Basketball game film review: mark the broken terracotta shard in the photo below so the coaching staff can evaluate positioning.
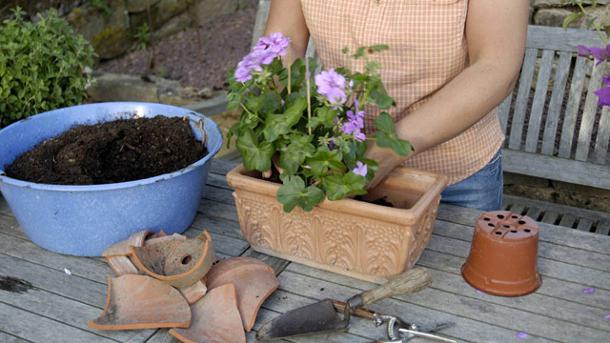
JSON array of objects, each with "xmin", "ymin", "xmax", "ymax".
[
  {"xmin": 206, "ymin": 257, "xmax": 279, "ymax": 331},
  {"xmin": 129, "ymin": 231, "xmax": 215, "ymax": 288},
  {"xmin": 105, "ymin": 256, "xmax": 139, "ymax": 276},
  {"xmin": 179, "ymin": 280, "xmax": 207, "ymax": 305},
  {"xmin": 170, "ymin": 283, "xmax": 246, "ymax": 343},
  {"xmin": 102, "ymin": 230, "xmax": 150, "ymax": 257},
  {"xmin": 89, "ymin": 274, "xmax": 191, "ymax": 331}
]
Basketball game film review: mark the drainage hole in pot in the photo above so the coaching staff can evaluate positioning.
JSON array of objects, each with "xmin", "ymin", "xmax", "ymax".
[
  {"xmin": 518, "ymin": 220, "xmax": 526, "ymax": 225},
  {"xmin": 495, "ymin": 231, "xmax": 502, "ymax": 235},
  {"xmin": 181, "ymin": 255, "xmax": 192, "ymax": 265},
  {"xmin": 503, "ymin": 224, "xmax": 510, "ymax": 228},
  {"xmin": 524, "ymin": 229, "xmax": 531, "ymax": 233},
  {"xmin": 483, "ymin": 217, "xmax": 491, "ymax": 221},
  {"xmin": 511, "ymin": 230, "xmax": 518, "ymax": 233},
  {"xmin": 488, "ymin": 223, "xmax": 495, "ymax": 227},
  {"xmin": 497, "ymin": 214, "xmax": 505, "ymax": 219},
  {"xmin": 512, "ymin": 215, "xmax": 519, "ymax": 219}
]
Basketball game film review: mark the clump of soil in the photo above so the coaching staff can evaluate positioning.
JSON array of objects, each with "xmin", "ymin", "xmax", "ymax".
[{"xmin": 5, "ymin": 116, "xmax": 206, "ymax": 185}]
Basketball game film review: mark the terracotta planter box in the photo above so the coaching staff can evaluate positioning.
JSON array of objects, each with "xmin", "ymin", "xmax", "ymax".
[{"xmin": 226, "ymin": 165, "xmax": 447, "ymax": 283}]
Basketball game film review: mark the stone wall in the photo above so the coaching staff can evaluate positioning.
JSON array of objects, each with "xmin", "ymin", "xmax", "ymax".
[
  {"xmin": 0, "ymin": 0, "xmax": 252, "ymax": 60},
  {"xmin": 531, "ymin": 0, "xmax": 610, "ymax": 28}
]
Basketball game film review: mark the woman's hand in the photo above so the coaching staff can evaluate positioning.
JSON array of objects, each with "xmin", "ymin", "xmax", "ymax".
[{"xmin": 364, "ymin": 139, "xmax": 408, "ymax": 190}]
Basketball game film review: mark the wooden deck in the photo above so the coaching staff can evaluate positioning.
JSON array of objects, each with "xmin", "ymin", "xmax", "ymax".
[{"xmin": 1, "ymin": 159, "xmax": 609, "ymax": 343}]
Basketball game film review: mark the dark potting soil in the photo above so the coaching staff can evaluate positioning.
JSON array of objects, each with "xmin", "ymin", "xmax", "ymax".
[
  {"xmin": 5, "ymin": 116, "xmax": 206, "ymax": 185},
  {"xmin": 356, "ymin": 196, "xmax": 395, "ymax": 208}
]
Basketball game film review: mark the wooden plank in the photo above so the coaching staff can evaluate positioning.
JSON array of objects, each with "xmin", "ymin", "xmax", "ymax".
[
  {"xmin": 0, "ymin": 285, "xmax": 140, "ymax": 342},
  {"xmin": 240, "ymin": 248, "xmax": 291, "ymax": 276},
  {"xmin": 503, "ymin": 194, "xmax": 610, "ymax": 224},
  {"xmin": 575, "ymin": 62, "xmax": 606, "ymax": 161},
  {"xmin": 498, "ymin": 92, "xmax": 512, "ymax": 133},
  {"xmin": 251, "ymin": 0, "xmax": 271, "ymax": 47},
  {"xmin": 558, "ymin": 56, "xmax": 588, "ymax": 158},
  {"xmin": 559, "ymin": 214, "xmax": 577, "ymax": 228},
  {"xmin": 503, "ymin": 148, "xmax": 610, "ymax": 190},
  {"xmin": 510, "ymin": 204, "xmax": 525, "ymax": 216},
  {"xmin": 540, "ymin": 211, "xmax": 560, "ymax": 225},
  {"xmin": 0, "ymin": 303, "xmax": 116, "ymax": 343},
  {"xmin": 592, "ymin": 106, "xmax": 610, "ymax": 164},
  {"xmin": 437, "ymin": 203, "xmax": 610, "ymax": 254},
  {"xmin": 576, "ymin": 218, "xmax": 594, "ymax": 232},
  {"xmin": 597, "ymin": 221, "xmax": 610, "ymax": 235},
  {"xmin": 0, "ymin": 331, "xmax": 32, "ymax": 343},
  {"xmin": 271, "ymin": 273, "xmax": 549, "ymax": 343},
  {"xmin": 432, "ymin": 220, "xmax": 610, "ymax": 273},
  {"xmin": 419, "ymin": 248, "xmax": 610, "ymax": 310},
  {"xmin": 541, "ymin": 51, "xmax": 571, "ymax": 155},
  {"xmin": 282, "ymin": 266, "xmax": 605, "ymax": 342},
  {"xmin": 525, "ymin": 49, "xmax": 554, "ymax": 153},
  {"xmin": 288, "ymin": 260, "xmax": 610, "ymax": 335},
  {"xmin": 526, "ymin": 25, "xmax": 603, "ymax": 53},
  {"xmin": 509, "ymin": 48, "xmax": 538, "ymax": 150},
  {"xmin": 426, "ymin": 233, "xmax": 610, "ymax": 291},
  {"xmin": 524, "ymin": 206, "xmax": 543, "ymax": 221}
]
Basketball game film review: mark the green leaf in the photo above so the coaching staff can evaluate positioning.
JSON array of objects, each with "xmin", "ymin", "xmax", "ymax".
[
  {"xmin": 262, "ymin": 93, "xmax": 307, "ymax": 142},
  {"xmin": 306, "ymin": 148, "xmax": 345, "ymax": 177},
  {"xmin": 374, "ymin": 113, "xmax": 413, "ymax": 156},
  {"xmin": 563, "ymin": 12, "xmax": 583, "ymax": 30},
  {"xmin": 339, "ymin": 139, "xmax": 366, "ymax": 167},
  {"xmin": 280, "ymin": 58, "xmax": 305, "ymax": 91},
  {"xmin": 307, "ymin": 107, "xmax": 337, "ymax": 129},
  {"xmin": 323, "ymin": 172, "xmax": 367, "ymax": 201},
  {"xmin": 236, "ymin": 129, "xmax": 274, "ymax": 172},
  {"xmin": 279, "ymin": 134, "xmax": 315, "ymax": 175},
  {"xmin": 277, "ymin": 175, "xmax": 325, "ymax": 212},
  {"xmin": 368, "ymin": 78, "xmax": 395, "ymax": 109}
]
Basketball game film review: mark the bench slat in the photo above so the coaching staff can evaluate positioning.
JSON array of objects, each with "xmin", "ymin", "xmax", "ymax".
[
  {"xmin": 558, "ymin": 57, "xmax": 588, "ymax": 159},
  {"xmin": 527, "ymin": 25, "xmax": 603, "ymax": 53},
  {"xmin": 575, "ymin": 63, "xmax": 606, "ymax": 161},
  {"xmin": 498, "ymin": 92, "xmax": 512, "ymax": 133},
  {"xmin": 525, "ymin": 50, "xmax": 555, "ymax": 153},
  {"xmin": 592, "ymin": 106, "xmax": 610, "ymax": 164},
  {"xmin": 509, "ymin": 48, "xmax": 538, "ymax": 150},
  {"xmin": 502, "ymin": 149, "xmax": 610, "ymax": 190},
  {"xmin": 541, "ymin": 51, "xmax": 572, "ymax": 155}
]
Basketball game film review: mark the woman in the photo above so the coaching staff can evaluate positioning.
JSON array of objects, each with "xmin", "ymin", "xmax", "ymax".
[{"xmin": 263, "ymin": 0, "xmax": 528, "ymax": 211}]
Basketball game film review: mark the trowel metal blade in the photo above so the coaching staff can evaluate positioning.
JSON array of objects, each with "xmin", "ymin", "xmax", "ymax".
[{"xmin": 256, "ymin": 299, "xmax": 348, "ymax": 341}]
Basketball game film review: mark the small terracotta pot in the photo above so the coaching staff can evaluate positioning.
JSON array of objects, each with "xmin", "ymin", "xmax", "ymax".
[{"xmin": 462, "ymin": 211, "xmax": 541, "ymax": 296}]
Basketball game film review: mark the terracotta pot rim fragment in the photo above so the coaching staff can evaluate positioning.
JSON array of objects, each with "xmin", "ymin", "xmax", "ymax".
[
  {"xmin": 88, "ymin": 276, "xmax": 191, "ymax": 330},
  {"xmin": 102, "ymin": 230, "xmax": 151, "ymax": 257},
  {"xmin": 129, "ymin": 231, "xmax": 213, "ymax": 286}
]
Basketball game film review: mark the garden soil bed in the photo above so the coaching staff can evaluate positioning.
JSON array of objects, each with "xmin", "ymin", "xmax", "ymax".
[{"xmin": 5, "ymin": 116, "xmax": 206, "ymax": 185}]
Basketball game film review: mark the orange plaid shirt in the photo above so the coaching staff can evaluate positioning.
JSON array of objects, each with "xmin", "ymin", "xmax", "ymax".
[{"xmin": 301, "ymin": 0, "xmax": 504, "ymax": 184}]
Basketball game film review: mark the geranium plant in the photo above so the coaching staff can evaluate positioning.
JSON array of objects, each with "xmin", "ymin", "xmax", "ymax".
[{"xmin": 226, "ymin": 33, "xmax": 411, "ymax": 212}]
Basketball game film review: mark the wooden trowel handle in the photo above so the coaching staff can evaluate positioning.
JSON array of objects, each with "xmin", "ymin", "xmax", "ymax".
[{"xmin": 348, "ymin": 268, "xmax": 431, "ymax": 309}]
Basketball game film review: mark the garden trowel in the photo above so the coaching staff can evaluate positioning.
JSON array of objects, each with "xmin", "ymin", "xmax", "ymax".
[{"xmin": 256, "ymin": 268, "xmax": 434, "ymax": 341}]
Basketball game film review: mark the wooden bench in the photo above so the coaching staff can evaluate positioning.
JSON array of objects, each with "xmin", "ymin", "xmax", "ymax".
[{"xmin": 248, "ymin": 1, "xmax": 610, "ymax": 234}]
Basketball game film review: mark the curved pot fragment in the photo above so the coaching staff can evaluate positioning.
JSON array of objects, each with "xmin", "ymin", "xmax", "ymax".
[
  {"xmin": 170, "ymin": 283, "xmax": 246, "ymax": 343},
  {"xmin": 129, "ymin": 231, "xmax": 215, "ymax": 288},
  {"xmin": 89, "ymin": 274, "xmax": 191, "ymax": 331},
  {"xmin": 206, "ymin": 257, "xmax": 279, "ymax": 331}
]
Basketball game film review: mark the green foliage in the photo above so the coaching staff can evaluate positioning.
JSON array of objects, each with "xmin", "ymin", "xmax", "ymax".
[
  {"xmin": 563, "ymin": 0, "xmax": 609, "ymax": 43},
  {"xmin": 90, "ymin": 0, "xmax": 111, "ymax": 17},
  {"xmin": 0, "ymin": 7, "xmax": 96, "ymax": 128},
  {"xmin": 228, "ymin": 43, "xmax": 411, "ymax": 212},
  {"xmin": 134, "ymin": 23, "xmax": 151, "ymax": 50}
]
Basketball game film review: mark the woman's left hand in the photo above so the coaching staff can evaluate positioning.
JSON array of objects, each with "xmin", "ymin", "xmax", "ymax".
[{"xmin": 364, "ymin": 139, "xmax": 408, "ymax": 190}]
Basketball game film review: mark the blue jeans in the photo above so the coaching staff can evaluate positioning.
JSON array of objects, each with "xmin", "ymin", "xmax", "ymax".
[{"xmin": 440, "ymin": 150, "xmax": 503, "ymax": 211}]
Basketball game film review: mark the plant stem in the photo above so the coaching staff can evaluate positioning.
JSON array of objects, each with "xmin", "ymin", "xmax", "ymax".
[
  {"xmin": 287, "ymin": 51, "xmax": 292, "ymax": 94},
  {"xmin": 305, "ymin": 58, "xmax": 312, "ymax": 135}
]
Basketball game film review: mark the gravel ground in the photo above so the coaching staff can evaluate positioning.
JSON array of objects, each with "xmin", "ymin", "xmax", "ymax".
[{"xmin": 99, "ymin": 4, "xmax": 257, "ymax": 90}]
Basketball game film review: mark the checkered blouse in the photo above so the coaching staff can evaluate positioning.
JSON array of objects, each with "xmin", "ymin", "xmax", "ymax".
[{"xmin": 301, "ymin": 0, "xmax": 504, "ymax": 184}]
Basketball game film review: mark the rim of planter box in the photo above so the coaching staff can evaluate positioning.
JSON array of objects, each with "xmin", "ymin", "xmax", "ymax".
[{"xmin": 0, "ymin": 102, "xmax": 223, "ymax": 192}]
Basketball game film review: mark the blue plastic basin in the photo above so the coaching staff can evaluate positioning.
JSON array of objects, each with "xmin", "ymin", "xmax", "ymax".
[{"xmin": 0, "ymin": 102, "xmax": 222, "ymax": 256}]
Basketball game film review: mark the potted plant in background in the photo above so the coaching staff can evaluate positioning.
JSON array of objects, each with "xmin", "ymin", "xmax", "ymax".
[{"xmin": 225, "ymin": 33, "xmax": 447, "ymax": 282}]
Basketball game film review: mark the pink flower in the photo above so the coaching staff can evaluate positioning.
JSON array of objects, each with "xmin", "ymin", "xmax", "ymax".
[{"xmin": 315, "ymin": 69, "xmax": 348, "ymax": 106}]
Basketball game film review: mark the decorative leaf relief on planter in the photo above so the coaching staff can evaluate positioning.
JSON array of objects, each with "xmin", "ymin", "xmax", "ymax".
[
  {"xmin": 363, "ymin": 222, "xmax": 405, "ymax": 276},
  {"xmin": 281, "ymin": 208, "xmax": 317, "ymax": 261},
  {"xmin": 407, "ymin": 199, "xmax": 439, "ymax": 267},
  {"xmin": 233, "ymin": 191, "xmax": 278, "ymax": 250},
  {"xmin": 318, "ymin": 214, "xmax": 357, "ymax": 270}
]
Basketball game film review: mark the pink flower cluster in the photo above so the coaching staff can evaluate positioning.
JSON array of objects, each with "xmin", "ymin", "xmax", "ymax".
[{"xmin": 235, "ymin": 32, "xmax": 290, "ymax": 82}]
